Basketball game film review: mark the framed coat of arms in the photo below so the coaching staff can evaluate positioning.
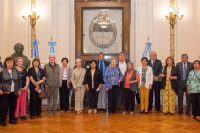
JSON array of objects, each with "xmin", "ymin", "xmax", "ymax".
[{"xmin": 75, "ymin": 0, "xmax": 131, "ymax": 61}]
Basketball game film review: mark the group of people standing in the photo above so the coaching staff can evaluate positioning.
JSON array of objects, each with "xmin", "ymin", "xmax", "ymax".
[{"xmin": 0, "ymin": 52, "xmax": 200, "ymax": 127}]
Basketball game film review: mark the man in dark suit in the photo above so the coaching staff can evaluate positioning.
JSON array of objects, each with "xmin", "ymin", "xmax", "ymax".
[
  {"xmin": 148, "ymin": 51, "xmax": 163, "ymax": 112},
  {"xmin": 96, "ymin": 52, "xmax": 109, "ymax": 111},
  {"xmin": 176, "ymin": 54, "xmax": 193, "ymax": 114}
]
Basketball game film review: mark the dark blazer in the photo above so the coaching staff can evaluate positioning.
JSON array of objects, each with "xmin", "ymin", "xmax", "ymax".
[
  {"xmin": 0, "ymin": 68, "xmax": 22, "ymax": 94},
  {"xmin": 28, "ymin": 67, "xmax": 45, "ymax": 91},
  {"xmin": 148, "ymin": 59, "xmax": 163, "ymax": 77},
  {"xmin": 96, "ymin": 60, "xmax": 109, "ymax": 69},
  {"xmin": 161, "ymin": 66, "xmax": 179, "ymax": 93},
  {"xmin": 83, "ymin": 68, "xmax": 104, "ymax": 90},
  {"xmin": 176, "ymin": 62, "xmax": 193, "ymax": 79},
  {"xmin": 176, "ymin": 62, "xmax": 193, "ymax": 89}
]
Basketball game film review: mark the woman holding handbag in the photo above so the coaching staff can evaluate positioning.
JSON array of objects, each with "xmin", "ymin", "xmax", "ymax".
[
  {"xmin": 123, "ymin": 62, "xmax": 139, "ymax": 115},
  {"xmin": 28, "ymin": 58, "xmax": 45, "ymax": 119},
  {"xmin": 0, "ymin": 57, "xmax": 21, "ymax": 126},
  {"xmin": 187, "ymin": 60, "xmax": 200, "ymax": 120},
  {"xmin": 160, "ymin": 57, "xmax": 178, "ymax": 114}
]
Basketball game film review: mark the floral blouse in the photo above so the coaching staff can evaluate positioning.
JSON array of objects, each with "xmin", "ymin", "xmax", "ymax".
[
  {"xmin": 187, "ymin": 70, "xmax": 200, "ymax": 93},
  {"xmin": 105, "ymin": 66, "xmax": 123, "ymax": 89}
]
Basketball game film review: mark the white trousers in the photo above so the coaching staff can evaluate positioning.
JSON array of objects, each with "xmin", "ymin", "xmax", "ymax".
[{"xmin": 75, "ymin": 87, "xmax": 86, "ymax": 111}]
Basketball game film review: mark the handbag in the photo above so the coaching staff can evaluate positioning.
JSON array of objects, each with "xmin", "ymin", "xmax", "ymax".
[
  {"xmin": 69, "ymin": 83, "xmax": 73, "ymax": 89},
  {"xmin": 39, "ymin": 83, "xmax": 50, "ymax": 99},
  {"xmin": 136, "ymin": 89, "xmax": 140, "ymax": 104},
  {"xmin": 0, "ymin": 83, "xmax": 11, "ymax": 92},
  {"xmin": 68, "ymin": 67, "xmax": 73, "ymax": 89}
]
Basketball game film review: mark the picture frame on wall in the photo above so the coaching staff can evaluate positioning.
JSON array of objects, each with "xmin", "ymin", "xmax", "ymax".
[{"xmin": 75, "ymin": 0, "xmax": 131, "ymax": 61}]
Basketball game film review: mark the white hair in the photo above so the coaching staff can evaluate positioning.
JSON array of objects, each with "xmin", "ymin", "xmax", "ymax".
[{"xmin": 75, "ymin": 58, "xmax": 82, "ymax": 63}]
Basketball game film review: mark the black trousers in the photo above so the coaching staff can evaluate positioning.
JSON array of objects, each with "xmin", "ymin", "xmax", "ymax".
[
  {"xmin": 178, "ymin": 80, "xmax": 191, "ymax": 113},
  {"xmin": 124, "ymin": 89, "xmax": 135, "ymax": 112},
  {"xmin": 148, "ymin": 82, "xmax": 161, "ymax": 111},
  {"xmin": 190, "ymin": 93, "xmax": 200, "ymax": 116},
  {"xmin": 108, "ymin": 85, "xmax": 119, "ymax": 113},
  {"xmin": 30, "ymin": 89, "xmax": 42, "ymax": 117},
  {"xmin": 88, "ymin": 89, "xmax": 98, "ymax": 109},
  {"xmin": 0, "ymin": 92, "xmax": 17, "ymax": 123},
  {"xmin": 59, "ymin": 80, "xmax": 70, "ymax": 111},
  {"xmin": 117, "ymin": 82, "xmax": 125, "ymax": 109}
]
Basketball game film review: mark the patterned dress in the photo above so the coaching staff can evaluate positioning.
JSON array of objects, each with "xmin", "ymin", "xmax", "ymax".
[
  {"xmin": 187, "ymin": 71, "xmax": 200, "ymax": 93},
  {"xmin": 161, "ymin": 67, "xmax": 176, "ymax": 114}
]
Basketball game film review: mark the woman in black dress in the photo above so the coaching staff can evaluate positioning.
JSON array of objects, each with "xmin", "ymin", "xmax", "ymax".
[{"xmin": 28, "ymin": 58, "xmax": 45, "ymax": 119}]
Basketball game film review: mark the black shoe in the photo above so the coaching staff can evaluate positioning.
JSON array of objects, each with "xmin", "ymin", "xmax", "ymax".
[
  {"xmin": 112, "ymin": 111, "xmax": 116, "ymax": 114},
  {"xmin": 102, "ymin": 109, "xmax": 106, "ymax": 112},
  {"xmin": 179, "ymin": 110, "xmax": 183, "ymax": 114},
  {"xmin": 30, "ymin": 116, "xmax": 36, "ymax": 119},
  {"xmin": 179, "ymin": 111, "xmax": 183, "ymax": 114},
  {"xmin": 98, "ymin": 108, "xmax": 102, "ymax": 112},
  {"xmin": 36, "ymin": 114, "xmax": 42, "ymax": 118},
  {"xmin": 0, "ymin": 122, "xmax": 7, "ymax": 126},
  {"xmin": 156, "ymin": 109, "xmax": 161, "ymax": 112},
  {"xmin": 20, "ymin": 116, "xmax": 27, "ymax": 120},
  {"xmin": 145, "ymin": 111, "xmax": 148, "ymax": 114},
  {"xmin": 108, "ymin": 112, "xmax": 112, "ymax": 115},
  {"xmin": 9, "ymin": 120, "xmax": 18, "ymax": 124},
  {"xmin": 186, "ymin": 112, "xmax": 190, "ymax": 116}
]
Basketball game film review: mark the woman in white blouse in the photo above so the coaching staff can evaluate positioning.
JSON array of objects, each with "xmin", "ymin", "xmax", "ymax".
[
  {"xmin": 137, "ymin": 57, "xmax": 153, "ymax": 114},
  {"xmin": 59, "ymin": 58, "xmax": 72, "ymax": 112}
]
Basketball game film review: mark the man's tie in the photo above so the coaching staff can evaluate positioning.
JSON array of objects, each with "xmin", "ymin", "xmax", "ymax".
[
  {"xmin": 152, "ymin": 60, "xmax": 155, "ymax": 67},
  {"xmin": 100, "ymin": 61, "xmax": 104, "ymax": 73},
  {"xmin": 183, "ymin": 63, "xmax": 187, "ymax": 80}
]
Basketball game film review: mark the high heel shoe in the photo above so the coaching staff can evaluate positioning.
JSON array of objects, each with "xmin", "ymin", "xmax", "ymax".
[
  {"xmin": 145, "ymin": 111, "xmax": 148, "ymax": 114},
  {"xmin": 140, "ymin": 110, "xmax": 145, "ymax": 113}
]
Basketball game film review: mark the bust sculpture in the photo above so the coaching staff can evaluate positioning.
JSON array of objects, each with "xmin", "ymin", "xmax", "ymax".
[{"xmin": 11, "ymin": 43, "xmax": 30, "ymax": 69}]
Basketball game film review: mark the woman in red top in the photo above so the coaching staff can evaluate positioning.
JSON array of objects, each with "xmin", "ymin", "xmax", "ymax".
[{"xmin": 123, "ymin": 62, "xmax": 140, "ymax": 115}]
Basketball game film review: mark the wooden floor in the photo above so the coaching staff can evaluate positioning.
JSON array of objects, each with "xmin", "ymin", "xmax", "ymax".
[{"xmin": 0, "ymin": 110, "xmax": 199, "ymax": 133}]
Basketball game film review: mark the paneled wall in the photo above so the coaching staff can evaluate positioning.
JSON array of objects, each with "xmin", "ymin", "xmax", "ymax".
[{"xmin": 0, "ymin": 0, "xmax": 200, "ymax": 67}]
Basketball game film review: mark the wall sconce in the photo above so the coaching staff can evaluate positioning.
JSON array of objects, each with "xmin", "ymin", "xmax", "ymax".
[
  {"xmin": 165, "ymin": 7, "xmax": 183, "ymax": 29},
  {"xmin": 22, "ymin": 0, "xmax": 40, "ymax": 58},
  {"xmin": 166, "ymin": 0, "xmax": 184, "ymax": 58},
  {"xmin": 22, "ymin": 8, "xmax": 40, "ymax": 28}
]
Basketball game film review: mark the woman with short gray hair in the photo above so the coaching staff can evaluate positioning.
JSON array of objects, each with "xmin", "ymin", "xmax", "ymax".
[{"xmin": 71, "ymin": 59, "xmax": 86, "ymax": 114}]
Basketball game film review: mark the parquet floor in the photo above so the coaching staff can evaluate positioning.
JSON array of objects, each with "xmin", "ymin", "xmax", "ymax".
[{"xmin": 0, "ymin": 110, "xmax": 199, "ymax": 133}]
